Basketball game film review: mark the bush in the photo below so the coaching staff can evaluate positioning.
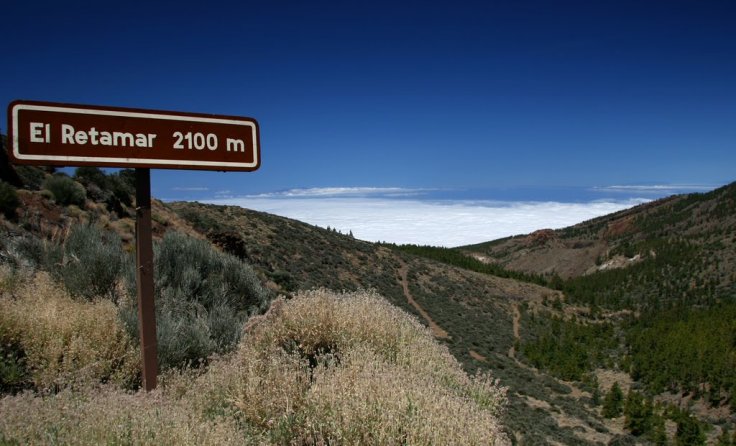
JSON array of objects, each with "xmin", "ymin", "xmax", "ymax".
[
  {"xmin": 75, "ymin": 167, "xmax": 136, "ymax": 207},
  {"xmin": 196, "ymin": 289, "xmax": 508, "ymax": 444},
  {"xmin": 0, "ymin": 388, "xmax": 243, "ymax": 445},
  {"xmin": 3, "ymin": 236, "xmax": 62, "ymax": 273},
  {"xmin": 0, "ymin": 289, "xmax": 508, "ymax": 445},
  {"xmin": 55, "ymin": 225, "xmax": 125, "ymax": 301},
  {"xmin": 75, "ymin": 166, "xmax": 110, "ymax": 202},
  {"xmin": 0, "ymin": 271, "xmax": 139, "ymax": 391},
  {"xmin": 74, "ymin": 167, "xmax": 107, "ymax": 189},
  {"xmin": 14, "ymin": 166, "xmax": 45, "ymax": 190},
  {"xmin": 675, "ymin": 413, "xmax": 706, "ymax": 446},
  {"xmin": 42, "ymin": 174, "xmax": 86, "ymax": 207},
  {"xmin": 108, "ymin": 170, "xmax": 135, "ymax": 206},
  {"xmin": 123, "ymin": 232, "xmax": 270, "ymax": 369},
  {"xmin": 0, "ymin": 181, "xmax": 20, "ymax": 219}
]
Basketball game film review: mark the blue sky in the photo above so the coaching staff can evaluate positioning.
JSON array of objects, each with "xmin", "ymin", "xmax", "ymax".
[{"xmin": 3, "ymin": 1, "xmax": 735, "ymax": 245}]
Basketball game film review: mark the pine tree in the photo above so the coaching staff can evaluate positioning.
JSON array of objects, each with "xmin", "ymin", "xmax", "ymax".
[
  {"xmin": 624, "ymin": 390, "xmax": 653, "ymax": 436},
  {"xmin": 675, "ymin": 414, "xmax": 705, "ymax": 446},
  {"xmin": 602, "ymin": 382, "xmax": 624, "ymax": 418},
  {"xmin": 591, "ymin": 385, "xmax": 601, "ymax": 406},
  {"xmin": 649, "ymin": 415, "xmax": 668, "ymax": 446},
  {"xmin": 716, "ymin": 427, "xmax": 732, "ymax": 446}
]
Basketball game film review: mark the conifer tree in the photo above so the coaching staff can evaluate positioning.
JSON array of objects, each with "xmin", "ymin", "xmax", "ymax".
[
  {"xmin": 624, "ymin": 390, "xmax": 653, "ymax": 436},
  {"xmin": 675, "ymin": 414, "xmax": 705, "ymax": 446},
  {"xmin": 716, "ymin": 428, "xmax": 731, "ymax": 446},
  {"xmin": 649, "ymin": 415, "xmax": 668, "ymax": 446},
  {"xmin": 591, "ymin": 385, "xmax": 601, "ymax": 406},
  {"xmin": 603, "ymin": 382, "xmax": 624, "ymax": 418}
]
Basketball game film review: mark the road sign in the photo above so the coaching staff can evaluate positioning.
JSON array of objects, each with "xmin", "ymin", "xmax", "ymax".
[
  {"xmin": 7, "ymin": 100, "xmax": 263, "ymax": 392},
  {"xmin": 8, "ymin": 100, "xmax": 260, "ymax": 171}
]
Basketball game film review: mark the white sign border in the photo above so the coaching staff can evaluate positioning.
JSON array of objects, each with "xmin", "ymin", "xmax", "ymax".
[{"xmin": 11, "ymin": 103, "xmax": 259, "ymax": 169}]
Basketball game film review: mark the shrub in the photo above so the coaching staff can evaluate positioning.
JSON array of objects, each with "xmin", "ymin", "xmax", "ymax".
[
  {"xmin": 75, "ymin": 166, "xmax": 110, "ymax": 202},
  {"xmin": 123, "ymin": 232, "xmax": 270, "ymax": 369},
  {"xmin": 2, "ymin": 235, "xmax": 62, "ymax": 273},
  {"xmin": 55, "ymin": 225, "xmax": 125, "ymax": 301},
  {"xmin": 0, "ymin": 289, "xmax": 508, "ymax": 445},
  {"xmin": 14, "ymin": 166, "xmax": 45, "ymax": 190},
  {"xmin": 0, "ymin": 181, "xmax": 20, "ymax": 219},
  {"xmin": 108, "ymin": 171, "xmax": 135, "ymax": 206},
  {"xmin": 0, "ymin": 271, "xmax": 139, "ymax": 391},
  {"xmin": 0, "ymin": 388, "xmax": 245, "ymax": 445},
  {"xmin": 675, "ymin": 413, "xmax": 706, "ymax": 446},
  {"xmin": 42, "ymin": 174, "xmax": 86, "ymax": 207},
  {"xmin": 196, "ymin": 289, "xmax": 508, "ymax": 444},
  {"xmin": 74, "ymin": 166, "xmax": 107, "ymax": 190}
]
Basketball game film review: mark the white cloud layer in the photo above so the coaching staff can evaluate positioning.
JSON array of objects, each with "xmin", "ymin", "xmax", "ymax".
[
  {"xmin": 172, "ymin": 186, "xmax": 210, "ymax": 191},
  {"xmin": 247, "ymin": 187, "xmax": 433, "ymax": 198},
  {"xmin": 592, "ymin": 184, "xmax": 715, "ymax": 194},
  {"xmin": 206, "ymin": 196, "xmax": 648, "ymax": 247}
]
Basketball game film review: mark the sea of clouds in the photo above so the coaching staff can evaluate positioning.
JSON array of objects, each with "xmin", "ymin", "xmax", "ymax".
[{"xmin": 205, "ymin": 187, "xmax": 653, "ymax": 247}]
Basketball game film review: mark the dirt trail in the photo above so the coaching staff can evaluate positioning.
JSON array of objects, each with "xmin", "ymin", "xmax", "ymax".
[
  {"xmin": 469, "ymin": 350, "xmax": 488, "ymax": 362},
  {"xmin": 508, "ymin": 303, "xmax": 521, "ymax": 358},
  {"xmin": 397, "ymin": 260, "xmax": 449, "ymax": 339}
]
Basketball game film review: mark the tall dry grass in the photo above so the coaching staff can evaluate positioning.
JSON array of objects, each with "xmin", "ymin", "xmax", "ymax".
[
  {"xmin": 0, "ymin": 388, "xmax": 248, "ymax": 445},
  {"xmin": 194, "ymin": 289, "xmax": 509, "ymax": 444},
  {"xmin": 1, "ymin": 285, "xmax": 508, "ymax": 445},
  {"xmin": 0, "ymin": 269, "xmax": 139, "ymax": 391}
]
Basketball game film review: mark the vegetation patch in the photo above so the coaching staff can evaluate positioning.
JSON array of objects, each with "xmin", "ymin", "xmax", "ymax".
[
  {"xmin": 120, "ymin": 231, "xmax": 271, "ymax": 369},
  {"xmin": 0, "ymin": 289, "xmax": 509, "ymax": 445},
  {"xmin": 0, "ymin": 269, "xmax": 139, "ymax": 392}
]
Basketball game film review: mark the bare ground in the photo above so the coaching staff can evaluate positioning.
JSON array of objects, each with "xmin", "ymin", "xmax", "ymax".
[{"xmin": 397, "ymin": 259, "xmax": 449, "ymax": 339}]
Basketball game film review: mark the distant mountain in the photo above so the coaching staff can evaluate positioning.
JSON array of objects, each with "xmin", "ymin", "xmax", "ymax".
[{"xmin": 463, "ymin": 182, "xmax": 736, "ymax": 308}]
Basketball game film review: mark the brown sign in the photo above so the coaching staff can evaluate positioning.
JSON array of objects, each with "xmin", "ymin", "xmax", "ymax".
[{"xmin": 7, "ymin": 100, "xmax": 260, "ymax": 171}]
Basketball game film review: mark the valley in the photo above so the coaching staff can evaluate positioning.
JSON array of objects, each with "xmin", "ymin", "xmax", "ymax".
[{"xmin": 1, "ymin": 148, "xmax": 735, "ymax": 444}]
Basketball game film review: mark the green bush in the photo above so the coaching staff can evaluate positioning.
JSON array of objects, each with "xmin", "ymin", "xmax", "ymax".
[
  {"xmin": 14, "ymin": 166, "xmax": 45, "ymax": 190},
  {"xmin": 109, "ymin": 170, "xmax": 135, "ymax": 206},
  {"xmin": 55, "ymin": 225, "xmax": 125, "ymax": 301},
  {"xmin": 42, "ymin": 174, "xmax": 86, "ymax": 207},
  {"xmin": 675, "ymin": 413, "xmax": 706, "ymax": 445},
  {"xmin": 74, "ymin": 167, "xmax": 109, "ymax": 202},
  {"xmin": 0, "ymin": 341, "xmax": 28, "ymax": 393},
  {"xmin": 4, "ymin": 236, "xmax": 62, "ymax": 272},
  {"xmin": 74, "ymin": 167, "xmax": 135, "ymax": 207},
  {"xmin": 74, "ymin": 167, "xmax": 107, "ymax": 189},
  {"xmin": 0, "ymin": 182, "xmax": 20, "ymax": 219},
  {"xmin": 123, "ymin": 232, "xmax": 270, "ymax": 369}
]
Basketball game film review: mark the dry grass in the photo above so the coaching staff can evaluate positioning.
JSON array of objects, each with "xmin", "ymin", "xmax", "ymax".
[
  {"xmin": 0, "ymin": 269, "xmax": 139, "ymax": 391},
  {"xmin": 1, "ymin": 286, "xmax": 508, "ymax": 445},
  {"xmin": 0, "ymin": 387, "xmax": 249, "ymax": 445},
  {"xmin": 195, "ymin": 289, "xmax": 509, "ymax": 444}
]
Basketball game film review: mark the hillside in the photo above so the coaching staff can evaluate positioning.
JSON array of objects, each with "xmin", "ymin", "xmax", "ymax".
[
  {"xmin": 2, "ymin": 142, "xmax": 735, "ymax": 443},
  {"xmin": 168, "ymin": 201, "xmax": 603, "ymax": 444},
  {"xmin": 463, "ymin": 182, "xmax": 736, "ymax": 288},
  {"xmin": 459, "ymin": 182, "xmax": 736, "ymax": 443},
  {"xmin": 0, "ymin": 162, "xmax": 635, "ymax": 444},
  {"xmin": 0, "ymin": 150, "xmax": 595, "ymax": 444}
]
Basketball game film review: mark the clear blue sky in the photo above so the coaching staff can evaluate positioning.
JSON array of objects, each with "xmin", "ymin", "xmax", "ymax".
[{"xmin": 3, "ymin": 1, "xmax": 735, "ymax": 201}]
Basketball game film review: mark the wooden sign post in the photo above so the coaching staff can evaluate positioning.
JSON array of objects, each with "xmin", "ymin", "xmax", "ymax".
[
  {"xmin": 135, "ymin": 168, "xmax": 157, "ymax": 390},
  {"xmin": 7, "ymin": 100, "xmax": 261, "ymax": 390}
]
